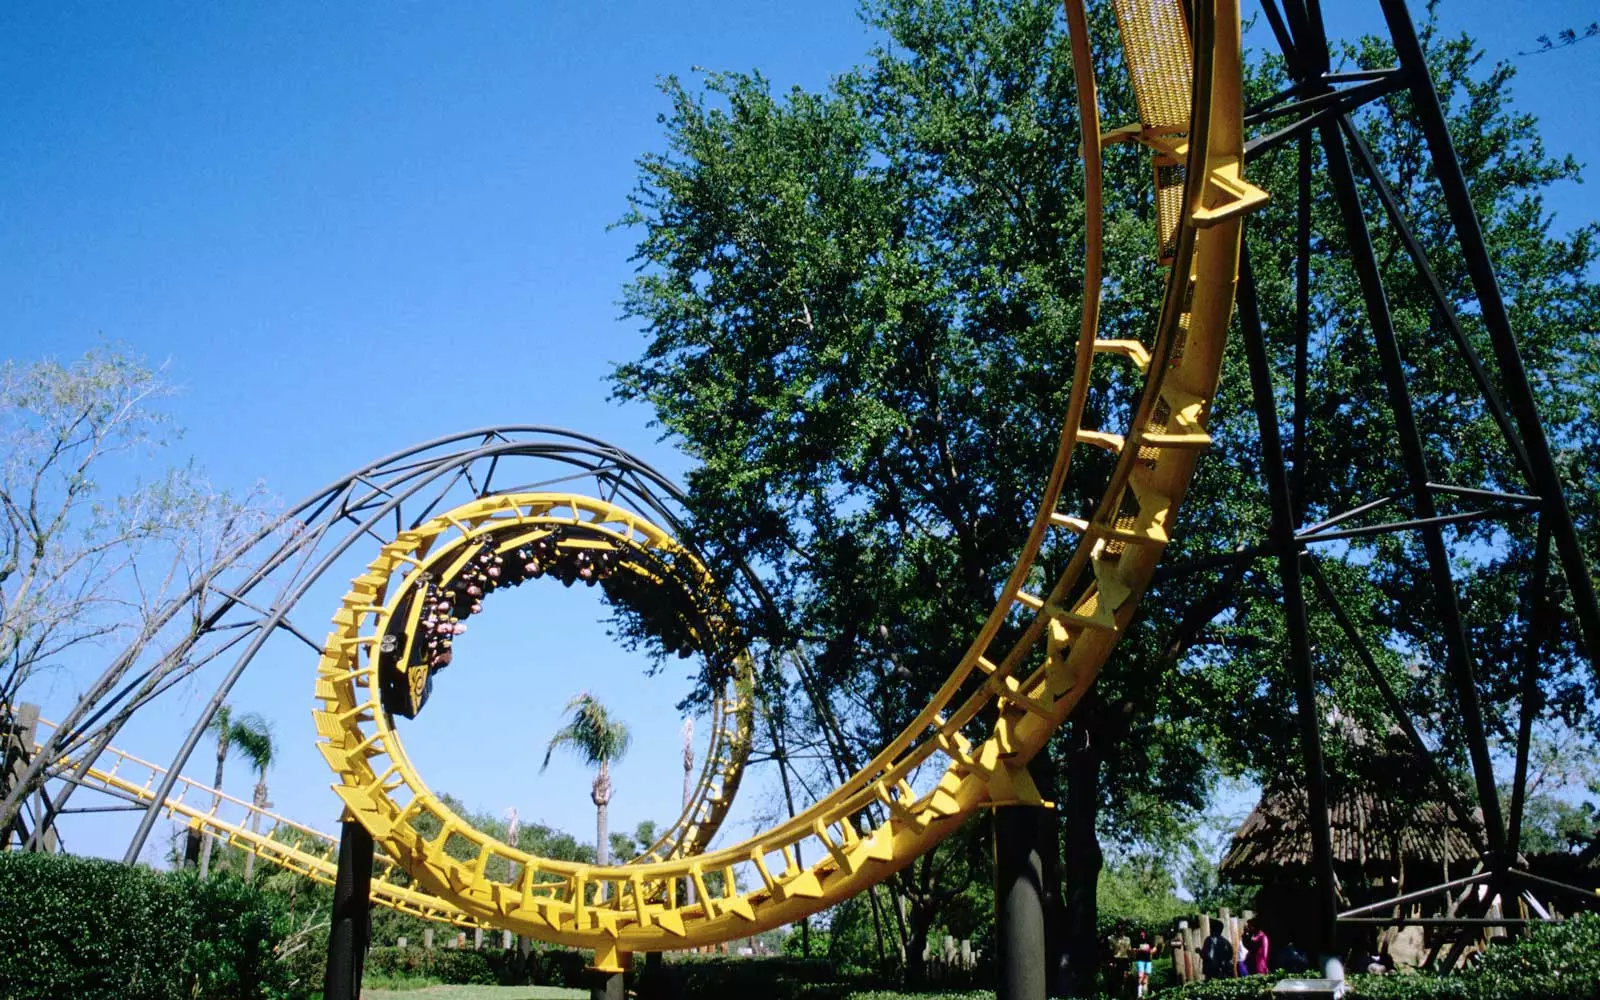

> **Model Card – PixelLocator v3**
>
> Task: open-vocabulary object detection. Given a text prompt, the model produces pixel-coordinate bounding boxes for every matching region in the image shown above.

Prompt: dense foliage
[615,0,1600,989]
[0,851,299,1000]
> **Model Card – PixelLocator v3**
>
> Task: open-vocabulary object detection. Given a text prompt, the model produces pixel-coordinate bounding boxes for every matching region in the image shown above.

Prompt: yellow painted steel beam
[309,0,1261,970]
[30,718,483,928]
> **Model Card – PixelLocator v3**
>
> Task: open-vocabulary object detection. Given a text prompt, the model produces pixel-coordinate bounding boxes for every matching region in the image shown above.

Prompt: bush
[0,852,300,1000]
[362,945,494,985]
[360,942,590,987]
[642,955,877,1000]
[526,946,589,987]
[176,870,298,999]
[0,851,191,1000]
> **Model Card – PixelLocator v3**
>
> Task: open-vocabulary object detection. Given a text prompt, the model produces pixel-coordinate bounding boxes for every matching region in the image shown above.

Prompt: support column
[324,819,375,1000]
[1237,244,1338,955]
[994,805,1048,1000]
[1379,0,1600,665]
[1312,113,1509,866]
[590,970,626,1000]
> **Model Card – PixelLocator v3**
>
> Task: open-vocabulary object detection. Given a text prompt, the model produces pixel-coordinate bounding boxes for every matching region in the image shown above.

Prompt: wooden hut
[1219,773,1484,964]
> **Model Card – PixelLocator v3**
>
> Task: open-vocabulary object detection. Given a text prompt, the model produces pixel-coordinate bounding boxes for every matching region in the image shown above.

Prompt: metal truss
[1158,0,1600,955]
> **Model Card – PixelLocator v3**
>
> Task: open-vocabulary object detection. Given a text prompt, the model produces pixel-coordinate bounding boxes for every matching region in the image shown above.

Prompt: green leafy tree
[615,0,1600,992]
[542,692,632,869]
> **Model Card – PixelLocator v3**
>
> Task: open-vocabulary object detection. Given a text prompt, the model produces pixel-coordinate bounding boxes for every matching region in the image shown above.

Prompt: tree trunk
[906,901,932,987]
[1061,704,1105,998]
[243,778,267,882]
[905,853,935,986]
[198,729,228,877]
[594,757,612,901]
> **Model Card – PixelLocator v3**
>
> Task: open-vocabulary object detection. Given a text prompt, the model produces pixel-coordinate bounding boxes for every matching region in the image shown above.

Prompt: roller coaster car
[377,523,738,719]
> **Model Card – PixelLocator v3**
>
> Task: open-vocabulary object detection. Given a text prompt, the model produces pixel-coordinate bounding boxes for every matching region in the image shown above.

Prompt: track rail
[30,717,482,927]
[308,0,1262,970]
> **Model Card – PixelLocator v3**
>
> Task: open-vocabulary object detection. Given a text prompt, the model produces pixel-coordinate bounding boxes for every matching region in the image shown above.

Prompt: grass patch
[361,974,443,990]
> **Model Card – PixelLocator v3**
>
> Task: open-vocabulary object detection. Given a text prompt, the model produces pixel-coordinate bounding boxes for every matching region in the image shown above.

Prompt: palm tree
[236,721,276,882]
[542,693,631,873]
[197,704,275,878]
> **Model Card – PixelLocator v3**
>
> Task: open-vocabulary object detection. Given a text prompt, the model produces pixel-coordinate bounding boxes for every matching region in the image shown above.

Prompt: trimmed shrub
[362,944,494,985]
[646,955,881,1000]
[0,851,299,1000]
[175,870,298,998]
[0,851,191,1000]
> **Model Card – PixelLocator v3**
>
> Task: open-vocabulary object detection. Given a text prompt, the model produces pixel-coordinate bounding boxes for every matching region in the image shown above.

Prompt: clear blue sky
[3,2,1596,867]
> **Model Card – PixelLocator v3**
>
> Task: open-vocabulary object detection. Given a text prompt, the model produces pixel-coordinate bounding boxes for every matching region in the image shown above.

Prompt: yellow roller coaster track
[30,717,481,927]
[310,0,1266,972]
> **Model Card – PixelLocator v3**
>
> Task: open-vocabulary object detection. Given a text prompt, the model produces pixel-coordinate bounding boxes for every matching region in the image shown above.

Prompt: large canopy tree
[615,0,1600,991]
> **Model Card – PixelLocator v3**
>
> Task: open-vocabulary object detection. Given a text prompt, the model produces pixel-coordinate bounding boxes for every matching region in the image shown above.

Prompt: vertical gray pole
[324,819,375,1000]
[590,971,626,1000]
[994,806,1048,1000]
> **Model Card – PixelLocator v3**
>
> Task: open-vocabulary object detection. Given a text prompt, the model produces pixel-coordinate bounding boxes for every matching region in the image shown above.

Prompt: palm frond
[542,692,631,771]
[230,712,276,776]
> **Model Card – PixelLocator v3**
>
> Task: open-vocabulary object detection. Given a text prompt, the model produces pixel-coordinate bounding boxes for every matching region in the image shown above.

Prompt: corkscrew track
[308,0,1262,971]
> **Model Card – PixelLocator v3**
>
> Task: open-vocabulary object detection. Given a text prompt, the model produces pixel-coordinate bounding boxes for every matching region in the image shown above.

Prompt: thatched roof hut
[1220,781,1482,883]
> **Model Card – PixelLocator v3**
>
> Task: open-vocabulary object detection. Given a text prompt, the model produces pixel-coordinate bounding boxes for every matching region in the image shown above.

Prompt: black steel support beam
[1379,0,1600,666]
[590,971,626,1000]
[324,819,375,1000]
[1312,80,1509,871]
[1238,243,1339,954]
[993,805,1048,1000]
[1304,556,1483,850]
[1340,918,1535,927]
[1507,518,1553,858]
[1293,131,1312,521]
[1337,118,1533,480]
[1339,871,1490,919]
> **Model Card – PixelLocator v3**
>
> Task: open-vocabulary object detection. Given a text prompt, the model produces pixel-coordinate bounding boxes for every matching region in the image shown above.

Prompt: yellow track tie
[988,674,1056,721]
[873,778,926,830]
[1076,429,1126,453]
[1192,162,1269,228]
[777,866,825,901]
[921,771,965,819]
[1099,122,1143,145]
[749,847,779,892]
[1050,509,1166,545]
[688,863,714,918]
[629,875,653,929]
[1141,386,1212,449]
[721,867,754,920]
[814,818,867,877]
[1013,590,1045,612]
[312,712,350,742]
[1091,338,1153,372]
[987,762,1054,809]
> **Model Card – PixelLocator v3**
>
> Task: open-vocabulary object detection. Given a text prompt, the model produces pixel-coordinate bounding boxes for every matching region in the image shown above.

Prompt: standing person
[1133,929,1154,997]
[1243,920,1270,976]
[1201,923,1234,980]
[1113,928,1132,992]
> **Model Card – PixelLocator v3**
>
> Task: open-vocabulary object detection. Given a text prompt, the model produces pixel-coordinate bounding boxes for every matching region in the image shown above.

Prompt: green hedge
[0,851,299,1000]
